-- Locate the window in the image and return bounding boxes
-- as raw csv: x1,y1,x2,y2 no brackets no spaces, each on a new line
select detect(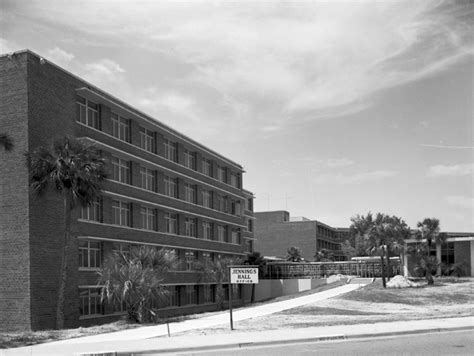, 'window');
79,288,103,317
164,138,177,162
79,240,101,269
111,112,130,142
80,198,102,222
184,183,196,204
230,173,240,188
218,195,228,212
202,252,213,264
217,165,226,182
217,225,227,242
76,96,100,129
165,212,178,234
247,219,253,232
112,200,131,227
202,158,211,176
232,284,241,300
202,285,215,304
111,156,130,184
140,207,156,231
246,197,253,212
167,286,180,307
164,176,178,198
184,217,197,237
231,228,240,244
202,190,213,209
184,149,196,170
231,200,241,216
140,166,156,192
139,127,155,153
203,221,213,240
185,251,196,271
185,285,198,305
112,242,130,257
246,239,253,253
